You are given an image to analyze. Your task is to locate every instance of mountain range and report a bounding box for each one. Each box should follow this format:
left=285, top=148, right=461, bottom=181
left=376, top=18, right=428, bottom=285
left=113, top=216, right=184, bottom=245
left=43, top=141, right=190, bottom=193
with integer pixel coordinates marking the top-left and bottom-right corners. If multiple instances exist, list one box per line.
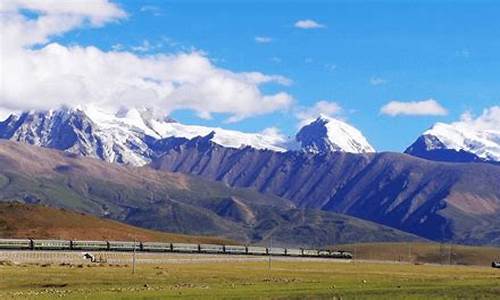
left=0, top=106, right=288, bottom=166
left=150, top=135, right=500, bottom=245
left=1, top=106, right=499, bottom=165
left=0, top=106, right=376, bottom=167
left=0, top=139, right=419, bottom=247
left=0, top=107, right=499, bottom=246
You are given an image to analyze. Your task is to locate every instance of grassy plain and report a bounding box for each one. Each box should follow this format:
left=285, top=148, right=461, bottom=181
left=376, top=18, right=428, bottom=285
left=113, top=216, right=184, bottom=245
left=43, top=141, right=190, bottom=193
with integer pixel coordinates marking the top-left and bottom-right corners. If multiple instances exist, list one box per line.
left=1, top=259, right=499, bottom=299
left=337, top=242, right=500, bottom=266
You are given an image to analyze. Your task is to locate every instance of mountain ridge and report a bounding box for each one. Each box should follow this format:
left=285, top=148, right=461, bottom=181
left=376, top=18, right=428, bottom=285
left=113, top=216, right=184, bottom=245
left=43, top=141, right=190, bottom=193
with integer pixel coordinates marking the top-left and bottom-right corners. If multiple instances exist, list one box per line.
left=0, top=107, right=376, bottom=166
left=150, top=136, right=500, bottom=246
left=0, top=139, right=420, bottom=247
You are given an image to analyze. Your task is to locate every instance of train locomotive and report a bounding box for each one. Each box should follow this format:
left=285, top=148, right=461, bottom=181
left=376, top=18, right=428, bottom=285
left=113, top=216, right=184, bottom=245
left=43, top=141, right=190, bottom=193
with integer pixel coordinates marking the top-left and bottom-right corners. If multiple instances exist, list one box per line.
left=0, top=239, right=353, bottom=259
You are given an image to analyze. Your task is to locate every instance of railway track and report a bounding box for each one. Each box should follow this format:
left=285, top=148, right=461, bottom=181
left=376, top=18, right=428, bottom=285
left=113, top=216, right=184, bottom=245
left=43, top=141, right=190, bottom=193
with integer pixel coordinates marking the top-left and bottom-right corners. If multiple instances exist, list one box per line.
left=0, top=250, right=354, bottom=265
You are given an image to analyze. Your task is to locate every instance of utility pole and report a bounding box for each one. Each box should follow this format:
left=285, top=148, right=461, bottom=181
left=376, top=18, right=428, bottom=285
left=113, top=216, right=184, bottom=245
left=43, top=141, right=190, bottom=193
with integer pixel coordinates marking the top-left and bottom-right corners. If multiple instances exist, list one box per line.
left=448, top=243, right=452, bottom=265
left=331, top=221, right=335, bottom=251
left=268, top=236, right=272, bottom=271
left=440, top=242, right=444, bottom=265
left=132, top=239, right=136, bottom=274
left=353, top=245, right=357, bottom=264
left=408, top=242, right=412, bottom=263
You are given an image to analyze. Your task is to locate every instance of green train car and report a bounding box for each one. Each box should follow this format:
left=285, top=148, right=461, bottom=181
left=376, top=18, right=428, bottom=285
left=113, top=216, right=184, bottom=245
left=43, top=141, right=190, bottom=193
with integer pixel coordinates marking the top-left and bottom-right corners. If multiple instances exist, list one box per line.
left=0, top=238, right=353, bottom=260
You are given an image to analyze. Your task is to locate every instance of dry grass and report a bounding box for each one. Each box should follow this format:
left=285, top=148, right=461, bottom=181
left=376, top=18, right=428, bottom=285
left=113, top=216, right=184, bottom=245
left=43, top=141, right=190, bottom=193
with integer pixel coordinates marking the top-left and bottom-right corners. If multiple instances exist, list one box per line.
left=0, top=202, right=233, bottom=244
left=336, top=242, right=500, bottom=266
left=0, top=258, right=499, bottom=299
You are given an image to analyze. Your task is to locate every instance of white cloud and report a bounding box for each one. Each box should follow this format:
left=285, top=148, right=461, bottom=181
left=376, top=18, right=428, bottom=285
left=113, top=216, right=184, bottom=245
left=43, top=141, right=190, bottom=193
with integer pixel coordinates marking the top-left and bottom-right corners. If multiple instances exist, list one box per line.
left=457, top=106, right=500, bottom=131
left=111, top=43, right=124, bottom=51
left=369, top=77, right=387, bottom=86
left=130, top=39, right=165, bottom=53
left=0, top=0, right=293, bottom=123
left=270, top=56, right=282, bottom=63
left=255, top=36, right=272, bottom=43
left=294, top=19, right=325, bottom=29
left=130, top=40, right=152, bottom=52
left=0, top=0, right=126, bottom=49
left=260, top=127, right=287, bottom=143
left=140, top=5, right=163, bottom=16
left=296, top=100, right=343, bottom=126
left=380, top=99, right=448, bottom=116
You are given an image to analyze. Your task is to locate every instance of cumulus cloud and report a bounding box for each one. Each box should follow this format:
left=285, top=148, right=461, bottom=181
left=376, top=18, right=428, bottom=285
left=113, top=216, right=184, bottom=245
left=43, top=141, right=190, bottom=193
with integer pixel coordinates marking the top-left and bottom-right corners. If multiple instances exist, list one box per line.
left=0, top=0, right=126, bottom=49
left=294, top=19, right=325, bottom=29
left=0, top=0, right=293, bottom=122
left=457, top=106, right=500, bottom=131
left=255, top=36, right=272, bottom=43
left=380, top=99, right=448, bottom=116
left=296, top=100, right=343, bottom=126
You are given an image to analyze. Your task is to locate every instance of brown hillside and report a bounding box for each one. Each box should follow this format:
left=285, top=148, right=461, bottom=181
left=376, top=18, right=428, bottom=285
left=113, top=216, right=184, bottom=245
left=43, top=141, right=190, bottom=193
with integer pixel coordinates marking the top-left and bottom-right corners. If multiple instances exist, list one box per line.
left=0, top=202, right=232, bottom=244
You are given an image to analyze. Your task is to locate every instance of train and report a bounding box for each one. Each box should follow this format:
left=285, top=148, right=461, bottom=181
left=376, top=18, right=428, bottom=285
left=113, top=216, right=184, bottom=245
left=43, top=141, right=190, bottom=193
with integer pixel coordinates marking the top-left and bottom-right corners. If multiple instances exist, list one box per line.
left=0, top=239, right=353, bottom=259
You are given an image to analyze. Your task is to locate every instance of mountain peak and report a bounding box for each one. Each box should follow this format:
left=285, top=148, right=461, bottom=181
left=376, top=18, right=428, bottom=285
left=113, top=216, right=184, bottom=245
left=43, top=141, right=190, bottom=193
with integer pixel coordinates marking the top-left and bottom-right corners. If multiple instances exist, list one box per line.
left=0, top=106, right=289, bottom=165
left=296, top=116, right=375, bottom=154
left=405, top=120, right=500, bottom=162
left=315, top=114, right=334, bottom=123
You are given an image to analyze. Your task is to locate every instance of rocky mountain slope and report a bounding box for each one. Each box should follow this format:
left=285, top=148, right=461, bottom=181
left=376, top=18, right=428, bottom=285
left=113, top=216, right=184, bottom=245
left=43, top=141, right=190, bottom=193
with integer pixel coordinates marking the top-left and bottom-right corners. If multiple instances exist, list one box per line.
left=0, top=140, right=418, bottom=247
left=405, top=122, right=500, bottom=163
left=150, top=135, right=500, bottom=246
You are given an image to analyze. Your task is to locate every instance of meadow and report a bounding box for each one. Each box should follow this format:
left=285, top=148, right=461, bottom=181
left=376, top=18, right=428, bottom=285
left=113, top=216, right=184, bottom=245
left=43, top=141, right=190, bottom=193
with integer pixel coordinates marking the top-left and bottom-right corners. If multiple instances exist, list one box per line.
left=1, top=258, right=499, bottom=299
left=338, top=242, right=500, bottom=266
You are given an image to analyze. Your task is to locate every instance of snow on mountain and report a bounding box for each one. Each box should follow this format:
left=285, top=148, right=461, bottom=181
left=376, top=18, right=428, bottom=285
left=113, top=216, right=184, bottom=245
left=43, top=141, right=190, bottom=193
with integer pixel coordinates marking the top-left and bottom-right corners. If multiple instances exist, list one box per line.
left=295, top=115, right=375, bottom=154
left=405, top=122, right=500, bottom=162
left=83, top=105, right=288, bottom=152
left=0, top=107, right=154, bottom=166
left=0, top=106, right=377, bottom=166
left=0, top=105, right=288, bottom=165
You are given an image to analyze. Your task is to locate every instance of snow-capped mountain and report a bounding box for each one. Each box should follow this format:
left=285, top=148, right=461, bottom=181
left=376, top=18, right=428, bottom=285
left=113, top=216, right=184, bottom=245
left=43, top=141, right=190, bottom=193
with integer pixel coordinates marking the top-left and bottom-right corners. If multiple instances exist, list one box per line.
left=295, top=115, right=375, bottom=154
left=405, top=122, right=500, bottom=163
left=0, top=107, right=155, bottom=165
left=0, top=106, right=288, bottom=165
left=0, top=107, right=375, bottom=165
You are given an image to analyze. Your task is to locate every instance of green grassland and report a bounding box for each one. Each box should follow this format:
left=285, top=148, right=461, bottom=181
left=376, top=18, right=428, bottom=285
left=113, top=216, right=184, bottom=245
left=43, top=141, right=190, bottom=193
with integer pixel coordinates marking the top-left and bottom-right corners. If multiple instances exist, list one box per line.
left=1, top=260, right=499, bottom=299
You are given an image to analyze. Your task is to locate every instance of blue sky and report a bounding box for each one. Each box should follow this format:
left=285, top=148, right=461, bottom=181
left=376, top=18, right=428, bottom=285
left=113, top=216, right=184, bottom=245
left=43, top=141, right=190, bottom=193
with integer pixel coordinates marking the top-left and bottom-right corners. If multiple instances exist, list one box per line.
left=5, top=1, right=500, bottom=151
